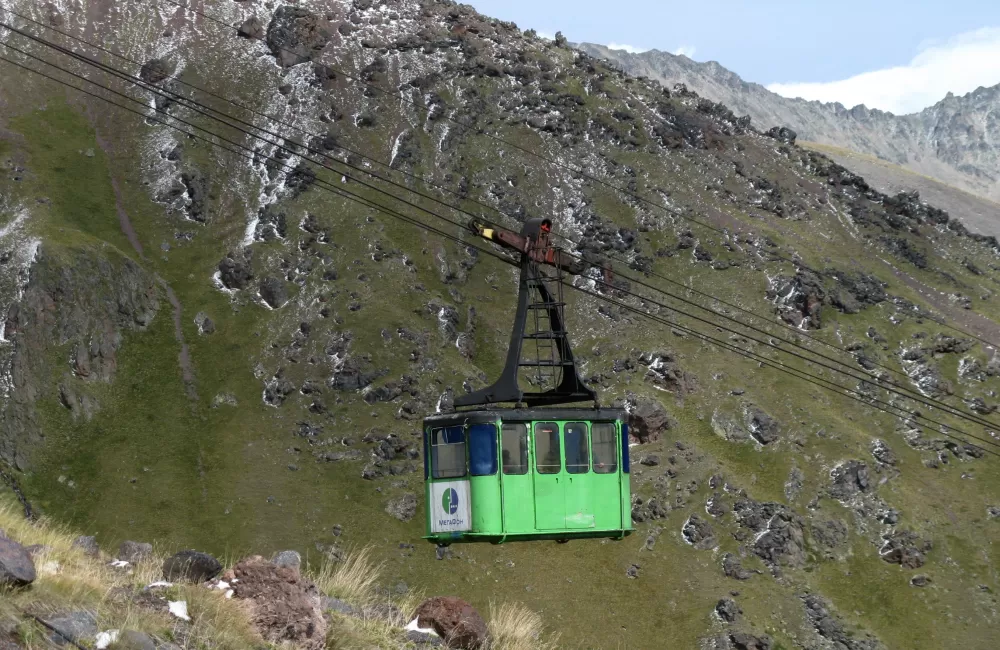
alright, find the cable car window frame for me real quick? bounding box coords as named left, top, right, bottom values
left=430, top=425, right=467, bottom=479
left=534, top=422, right=561, bottom=475
left=469, top=423, right=498, bottom=476
left=591, top=422, right=619, bottom=474
left=500, top=422, right=529, bottom=475
left=564, top=422, right=590, bottom=474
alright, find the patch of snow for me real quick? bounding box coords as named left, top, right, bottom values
left=168, top=600, right=191, bottom=621
left=405, top=618, right=439, bottom=636
left=95, top=630, right=120, bottom=650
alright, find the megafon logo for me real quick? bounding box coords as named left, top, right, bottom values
left=441, top=488, right=459, bottom=515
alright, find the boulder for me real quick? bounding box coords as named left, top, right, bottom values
left=113, top=630, right=157, bottom=650
left=237, top=16, right=265, bottom=40
left=266, top=6, right=331, bottom=68
left=681, top=515, right=717, bottom=550
left=722, top=553, right=753, bottom=580
left=765, top=126, right=796, bottom=145
left=45, top=611, right=97, bottom=646
left=272, top=550, right=301, bottom=572
left=626, top=397, right=674, bottom=443
left=218, top=251, right=253, bottom=289
left=413, top=597, right=487, bottom=650
left=715, top=598, right=741, bottom=622
left=71, top=535, right=100, bottom=557
left=870, top=439, right=897, bottom=466
left=194, top=312, right=215, bottom=335
left=880, top=530, right=932, bottom=569
left=162, top=550, right=222, bottom=582
left=231, top=555, right=327, bottom=649
left=114, top=541, right=151, bottom=564
left=745, top=406, right=779, bottom=444
left=0, top=536, right=35, bottom=587
left=139, top=58, right=173, bottom=84
left=828, top=460, right=870, bottom=501
left=259, top=276, right=289, bottom=309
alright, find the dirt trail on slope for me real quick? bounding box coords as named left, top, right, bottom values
left=91, top=113, right=198, bottom=400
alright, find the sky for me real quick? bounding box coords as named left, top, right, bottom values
left=470, top=0, right=1000, bottom=115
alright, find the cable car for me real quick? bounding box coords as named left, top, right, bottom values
left=423, top=218, right=633, bottom=544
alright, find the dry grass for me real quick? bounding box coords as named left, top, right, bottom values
left=487, top=601, right=560, bottom=650
left=1, top=500, right=563, bottom=649
left=0, top=499, right=262, bottom=649
left=311, top=545, right=383, bottom=605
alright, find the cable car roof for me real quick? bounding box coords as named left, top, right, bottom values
left=424, top=407, right=626, bottom=426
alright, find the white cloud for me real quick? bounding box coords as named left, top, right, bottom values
left=607, top=42, right=650, bottom=54
left=673, top=45, right=697, bottom=58
left=767, top=27, right=1000, bottom=115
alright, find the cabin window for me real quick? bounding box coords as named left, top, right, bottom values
left=423, top=429, right=430, bottom=479
left=501, top=423, right=528, bottom=475
left=622, top=422, right=630, bottom=473
left=535, top=422, right=561, bottom=474
left=431, top=425, right=467, bottom=479
left=591, top=423, right=618, bottom=474
left=564, top=422, right=590, bottom=474
left=469, top=423, right=498, bottom=476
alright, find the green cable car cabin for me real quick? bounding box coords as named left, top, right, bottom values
left=422, top=409, right=631, bottom=544
left=423, top=218, right=633, bottom=544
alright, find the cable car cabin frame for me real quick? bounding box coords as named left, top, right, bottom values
left=422, top=409, right=632, bottom=544
left=422, top=217, right=633, bottom=544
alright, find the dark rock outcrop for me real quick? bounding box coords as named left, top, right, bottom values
left=139, top=58, right=173, bottom=84
left=879, top=530, right=932, bottom=568
left=766, top=126, right=796, bottom=144
left=218, top=250, right=254, bottom=290
left=681, top=514, right=718, bottom=550
left=237, top=16, right=265, bottom=40
left=722, top=553, right=754, bottom=580
left=259, top=276, right=290, bottom=309
left=266, top=6, right=331, bottom=68
left=715, top=598, right=741, bottom=622
left=733, top=498, right=806, bottom=567
left=828, top=460, right=871, bottom=501
left=802, top=595, right=884, bottom=649
left=627, top=397, right=674, bottom=443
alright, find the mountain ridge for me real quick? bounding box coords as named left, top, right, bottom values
left=576, top=42, right=1000, bottom=207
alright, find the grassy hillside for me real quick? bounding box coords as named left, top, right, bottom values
left=0, top=1, right=999, bottom=648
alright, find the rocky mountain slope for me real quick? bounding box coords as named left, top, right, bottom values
left=0, top=1, right=999, bottom=648
left=577, top=43, right=1000, bottom=209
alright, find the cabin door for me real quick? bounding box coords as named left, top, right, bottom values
left=499, top=423, right=534, bottom=533
left=562, top=422, right=595, bottom=529
left=532, top=422, right=565, bottom=530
